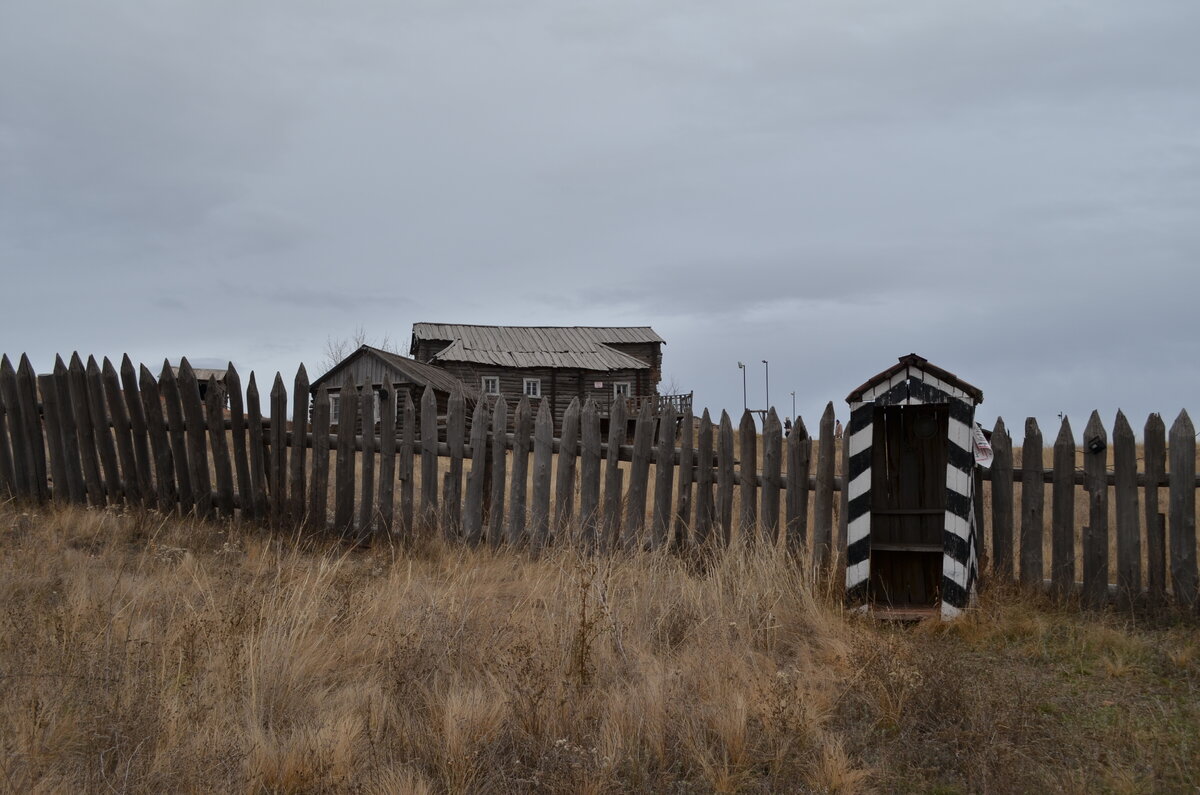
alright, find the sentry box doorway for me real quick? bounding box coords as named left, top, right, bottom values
left=844, top=355, right=984, bottom=620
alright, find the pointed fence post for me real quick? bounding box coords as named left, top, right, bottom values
left=245, top=373, right=269, bottom=520
left=1019, top=418, right=1044, bottom=588
left=1168, top=410, right=1197, bottom=609
left=761, top=408, right=782, bottom=544
left=177, top=359, right=213, bottom=517
left=102, top=358, right=139, bottom=504
left=1113, top=411, right=1140, bottom=607
left=223, top=363, right=251, bottom=518
left=54, top=357, right=86, bottom=505
left=695, top=409, right=715, bottom=547
left=785, top=415, right=810, bottom=557
left=400, top=393, right=415, bottom=539
left=989, top=418, right=1014, bottom=581
left=463, top=398, right=490, bottom=544
left=578, top=399, right=600, bottom=552
left=0, top=355, right=31, bottom=499
left=36, top=374, right=68, bottom=504
left=812, top=403, right=836, bottom=571
left=121, top=355, right=156, bottom=506
left=530, top=398, right=554, bottom=554
left=507, top=396, right=531, bottom=546
left=377, top=385, right=397, bottom=536
left=1051, top=417, right=1076, bottom=597
left=0, top=364, right=15, bottom=500
left=1081, top=411, right=1108, bottom=609
left=16, top=355, right=48, bottom=501
left=651, top=404, right=677, bottom=550
left=290, top=365, right=309, bottom=523
left=267, top=372, right=288, bottom=525
left=673, top=408, right=694, bottom=549
left=554, top=397, right=581, bottom=540
left=207, top=376, right=236, bottom=518
left=622, top=401, right=655, bottom=551
left=738, top=409, right=758, bottom=545
left=1143, top=413, right=1167, bottom=602
left=716, top=411, right=735, bottom=547
left=334, top=379, right=358, bottom=534
left=420, top=386, right=438, bottom=534
left=139, top=365, right=175, bottom=510
left=443, top=388, right=465, bottom=538
left=87, top=356, right=122, bottom=502
left=72, top=354, right=106, bottom=507
left=487, top=397, right=508, bottom=548
left=308, top=384, right=331, bottom=530
left=359, top=385, right=376, bottom=537
left=602, top=398, right=626, bottom=552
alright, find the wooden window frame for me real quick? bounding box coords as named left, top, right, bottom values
left=523, top=378, right=541, bottom=398
left=482, top=376, right=500, bottom=396
left=613, top=382, right=631, bottom=399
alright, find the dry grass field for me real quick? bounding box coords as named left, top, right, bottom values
left=1, top=503, right=1198, bottom=793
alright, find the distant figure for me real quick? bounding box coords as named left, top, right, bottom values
left=834, top=419, right=843, bottom=440
left=784, top=417, right=793, bottom=436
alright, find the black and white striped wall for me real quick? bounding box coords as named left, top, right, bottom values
left=845, top=363, right=980, bottom=619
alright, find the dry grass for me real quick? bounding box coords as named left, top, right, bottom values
left=0, top=503, right=1197, bottom=793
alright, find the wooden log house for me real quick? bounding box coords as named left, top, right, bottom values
left=409, top=324, right=691, bottom=433
left=844, top=354, right=984, bottom=620
left=309, top=345, right=478, bottom=433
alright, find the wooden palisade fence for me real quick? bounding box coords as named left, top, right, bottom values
left=0, top=353, right=1197, bottom=610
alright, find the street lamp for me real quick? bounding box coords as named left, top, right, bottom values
left=737, top=362, right=747, bottom=412
left=761, top=359, right=769, bottom=411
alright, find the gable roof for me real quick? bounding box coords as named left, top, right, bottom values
left=410, top=324, right=662, bottom=371
left=311, top=345, right=478, bottom=400
left=846, top=353, right=983, bottom=404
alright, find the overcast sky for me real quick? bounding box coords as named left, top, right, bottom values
left=3, top=1, right=1198, bottom=435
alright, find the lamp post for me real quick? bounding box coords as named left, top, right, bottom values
left=761, top=359, right=769, bottom=412
left=737, top=362, right=747, bottom=412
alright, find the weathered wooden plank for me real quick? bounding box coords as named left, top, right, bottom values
left=138, top=365, right=175, bottom=509
left=0, top=366, right=14, bottom=499
left=36, top=374, right=68, bottom=503
left=738, top=409, right=758, bottom=545
left=308, top=383, right=331, bottom=530
left=358, top=386, right=376, bottom=535
left=420, top=385, right=438, bottom=534
left=1019, top=418, right=1044, bottom=588
left=1113, top=410, right=1140, bottom=607
left=290, top=365, right=309, bottom=523
left=223, top=364, right=252, bottom=519
left=70, top=354, right=106, bottom=506
left=400, top=393, right=415, bottom=538
left=1168, top=410, right=1197, bottom=609
left=54, top=357, right=86, bottom=505
left=989, top=418, right=1013, bottom=581
left=1050, top=417, right=1075, bottom=597
left=443, top=388, right=465, bottom=537
left=207, top=375, right=236, bottom=518
left=245, top=373, right=269, bottom=519
left=16, top=355, right=48, bottom=501
left=1143, top=413, right=1167, bottom=601
left=716, top=410, right=735, bottom=547
left=812, top=403, right=836, bottom=570
left=265, top=372, right=287, bottom=524
left=487, top=397, right=508, bottom=548
left=601, top=398, right=626, bottom=552
left=86, top=356, right=122, bottom=502
left=760, top=408, right=782, bottom=544
left=0, top=355, right=31, bottom=499
left=837, top=414, right=849, bottom=561
left=102, top=358, right=140, bottom=504
left=973, top=467, right=986, bottom=573
left=695, top=409, right=715, bottom=546
left=672, top=408, right=694, bottom=548
left=333, top=377, right=357, bottom=534
left=507, top=396, right=532, bottom=546
left=785, top=415, right=810, bottom=557
left=463, top=397, right=489, bottom=544
left=1081, top=411, right=1108, bottom=609
left=377, top=384, right=397, bottom=536
left=651, top=404, right=677, bottom=550
left=120, top=355, right=155, bottom=507
left=178, top=359, right=214, bottom=519
left=622, top=401, right=655, bottom=551
left=553, top=397, right=581, bottom=539
left=578, top=398, right=600, bottom=552
left=530, top=398, right=554, bottom=554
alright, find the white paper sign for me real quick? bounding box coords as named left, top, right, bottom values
left=972, top=423, right=993, bottom=468
left=594, top=381, right=604, bottom=389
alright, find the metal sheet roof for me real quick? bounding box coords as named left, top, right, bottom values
left=411, top=324, right=662, bottom=372
left=311, top=345, right=479, bottom=400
